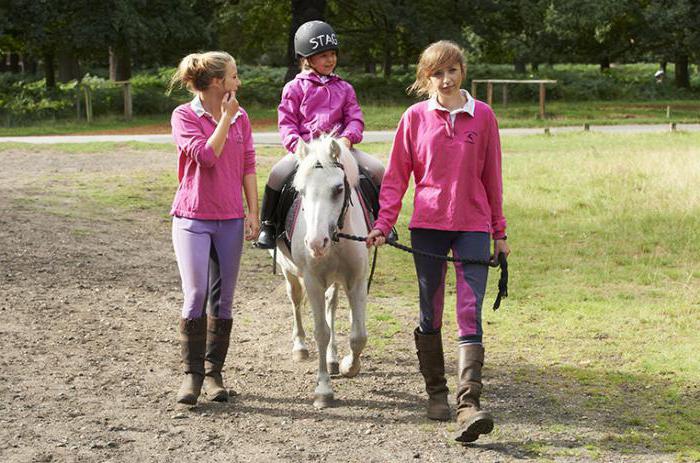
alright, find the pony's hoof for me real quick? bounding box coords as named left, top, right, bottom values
left=327, top=361, right=340, bottom=376
left=313, top=393, right=335, bottom=409
left=292, top=349, right=309, bottom=362
left=340, top=356, right=361, bottom=378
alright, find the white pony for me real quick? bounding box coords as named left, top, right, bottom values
left=273, top=135, right=369, bottom=408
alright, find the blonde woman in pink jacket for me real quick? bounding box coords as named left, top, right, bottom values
left=367, top=41, right=511, bottom=443
left=169, top=52, right=259, bottom=405
left=255, top=20, right=384, bottom=249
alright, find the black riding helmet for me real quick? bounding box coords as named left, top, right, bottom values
left=294, top=20, right=339, bottom=57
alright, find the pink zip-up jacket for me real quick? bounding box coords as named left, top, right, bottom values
left=374, top=99, right=507, bottom=239
left=278, top=72, right=364, bottom=153
left=170, top=99, right=256, bottom=220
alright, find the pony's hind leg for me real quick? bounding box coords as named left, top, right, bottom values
left=325, top=283, right=340, bottom=375
left=305, top=277, right=334, bottom=408
left=340, top=280, right=368, bottom=378
left=284, top=270, right=308, bottom=362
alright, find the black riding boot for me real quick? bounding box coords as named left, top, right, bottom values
left=255, top=185, right=281, bottom=249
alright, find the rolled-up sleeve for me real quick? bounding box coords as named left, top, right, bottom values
left=375, top=112, right=413, bottom=236
left=241, top=113, right=256, bottom=175
left=482, top=110, right=507, bottom=239
left=278, top=84, right=303, bottom=153
left=339, top=83, right=364, bottom=145
left=171, top=108, right=217, bottom=167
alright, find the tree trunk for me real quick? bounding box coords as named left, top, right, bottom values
left=382, top=19, right=396, bottom=79
left=531, top=62, right=539, bottom=72
left=660, top=62, right=667, bottom=72
left=25, top=55, right=38, bottom=75
left=109, top=46, right=132, bottom=81
left=364, top=61, right=376, bottom=74
left=57, top=49, right=81, bottom=82
left=44, top=51, right=56, bottom=89
left=599, top=55, right=610, bottom=71
left=674, top=55, right=689, bottom=88
left=383, top=43, right=392, bottom=78
left=0, top=54, right=6, bottom=72
left=9, top=53, right=21, bottom=73
left=514, top=58, right=526, bottom=74
left=285, top=0, right=327, bottom=83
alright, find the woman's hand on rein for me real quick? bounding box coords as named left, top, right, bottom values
left=491, top=238, right=510, bottom=265
left=366, top=229, right=386, bottom=248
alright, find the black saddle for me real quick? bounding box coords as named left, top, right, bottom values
left=272, top=165, right=382, bottom=250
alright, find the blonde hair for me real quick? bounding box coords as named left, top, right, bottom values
left=169, top=51, right=235, bottom=94
left=407, top=41, right=466, bottom=98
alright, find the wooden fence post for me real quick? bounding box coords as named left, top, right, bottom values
left=487, top=82, right=493, bottom=106
left=502, top=84, right=508, bottom=106
left=83, top=85, right=93, bottom=123
left=538, top=83, right=546, bottom=119
left=123, top=82, right=133, bottom=120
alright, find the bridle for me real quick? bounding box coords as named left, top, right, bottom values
left=309, top=160, right=352, bottom=242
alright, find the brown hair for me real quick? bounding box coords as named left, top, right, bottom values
left=168, top=51, right=235, bottom=94
left=407, top=41, right=466, bottom=98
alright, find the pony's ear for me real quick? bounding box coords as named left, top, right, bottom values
left=295, top=139, right=309, bottom=158
left=329, top=139, right=341, bottom=161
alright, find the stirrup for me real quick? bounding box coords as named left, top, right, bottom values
left=254, top=223, right=277, bottom=249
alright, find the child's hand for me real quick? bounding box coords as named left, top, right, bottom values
left=339, top=137, right=352, bottom=149
left=222, top=92, right=240, bottom=118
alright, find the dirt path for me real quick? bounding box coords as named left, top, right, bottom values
left=0, top=146, right=674, bottom=462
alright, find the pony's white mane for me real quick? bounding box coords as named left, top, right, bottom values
left=293, top=135, right=360, bottom=191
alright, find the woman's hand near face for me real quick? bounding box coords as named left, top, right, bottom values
left=222, top=91, right=239, bottom=119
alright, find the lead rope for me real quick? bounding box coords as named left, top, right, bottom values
left=337, top=232, right=509, bottom=310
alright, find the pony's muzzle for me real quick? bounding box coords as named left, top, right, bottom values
left=305, top=236, right=330, bottom=257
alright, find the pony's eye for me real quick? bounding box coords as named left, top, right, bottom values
left=333, top=185, right=344, bottom=197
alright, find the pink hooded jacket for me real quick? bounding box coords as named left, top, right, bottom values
left=278, top=72, right=364, bottom=153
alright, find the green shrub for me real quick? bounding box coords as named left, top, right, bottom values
left=0, top=63, right=698, bottom=126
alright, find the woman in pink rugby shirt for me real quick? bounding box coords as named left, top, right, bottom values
left=366, top=41, right=511, bottom=443
left=168, top=51, right=259, bottom=405
left=254, top=20, right=384, bottom=248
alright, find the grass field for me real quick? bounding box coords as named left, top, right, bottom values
left=1, top=99, right=699, bottom=137
left=2, top=132, right=698, bottom=460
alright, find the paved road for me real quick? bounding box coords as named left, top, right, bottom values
left=1, top=123, right=698, bottom=145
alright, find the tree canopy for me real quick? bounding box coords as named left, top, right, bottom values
left=1, top=0, right=698, bottom=88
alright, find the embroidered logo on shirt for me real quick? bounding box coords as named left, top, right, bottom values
left=466, top=131, right=478, bottom=145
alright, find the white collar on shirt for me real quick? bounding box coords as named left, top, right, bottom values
left=428, top=89, right=475, bottom=117
left=190, top=95, right=241, bottom=125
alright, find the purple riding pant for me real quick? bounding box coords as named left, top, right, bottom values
left=410, top=229, right=490, bottom=344
left=172, top=217, right=244, bottom=320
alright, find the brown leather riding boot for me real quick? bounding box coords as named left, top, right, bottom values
left=455, top=344, right=494, bottom=442
left=176, top=317, right=207, bottom=405
left=414, top=328, right=450, bottom=421
left=203, top=316, right=233, bottom=402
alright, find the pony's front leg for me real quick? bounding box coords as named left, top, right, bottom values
left=305, top=277, right=334, bottom=408
left=325, top=283, right=340, bottom=375
left=284, top=271, right=308, bottom=361
left=340, top=279, right=368, bottom=378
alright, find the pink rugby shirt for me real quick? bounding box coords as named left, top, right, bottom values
left=374, top=95, right=507, bottom=239
left=169, top=97, right=256, bottom=220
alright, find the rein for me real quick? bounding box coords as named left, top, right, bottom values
left=337, top=232, right=509, bottom=310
